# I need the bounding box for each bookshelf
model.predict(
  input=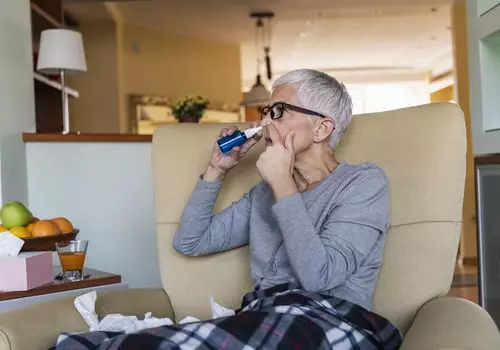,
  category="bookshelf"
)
[30,0,79,133]
[33,72,79,98]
